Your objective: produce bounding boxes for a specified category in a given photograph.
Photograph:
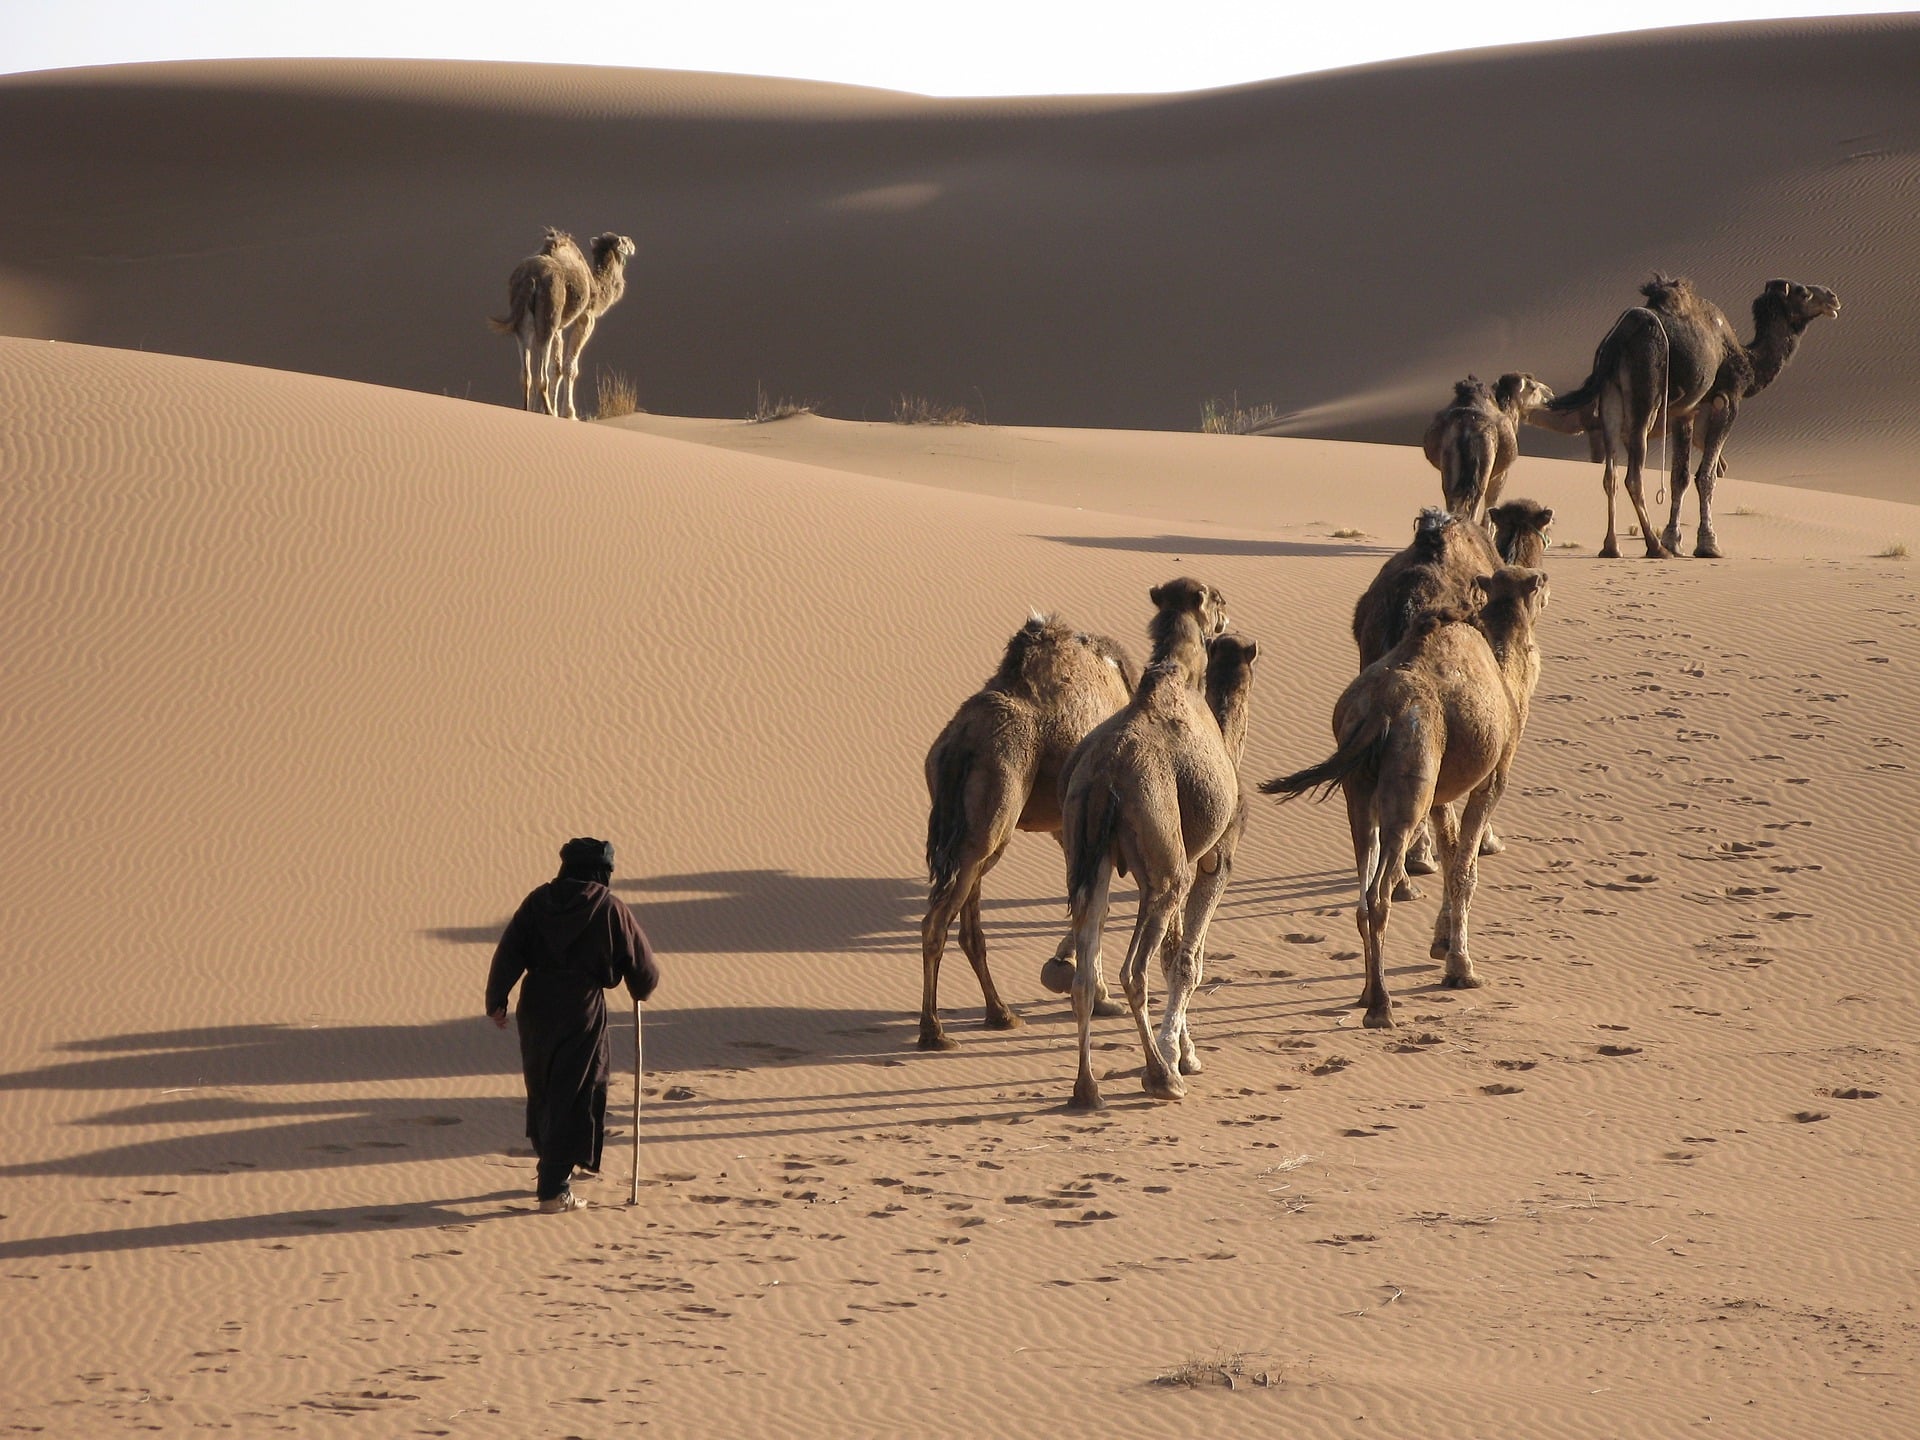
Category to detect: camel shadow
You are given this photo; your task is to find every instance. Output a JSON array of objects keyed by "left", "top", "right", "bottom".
[
  {"left": 1041, "top": 533, "right": 1391, "bottom": 558},
  {"left": 424, "top": 869, "right": 927, "bottom": 956},
  {"left": 0, "top": 1192, "right": 526, "bottom": 1262}
]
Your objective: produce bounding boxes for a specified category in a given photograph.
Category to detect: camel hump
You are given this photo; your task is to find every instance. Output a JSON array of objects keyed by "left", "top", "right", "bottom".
[
  {"left": 1411, "top": 506, "right": 1455, "bottom": 557},
  {"left": 1450, "top": 375, "right": 1491, "bottom": 407},
  {"left": 990, "top": 613, "right": 1068, "bottom": 690},
  {"left": 1132, "top": 660, "right": 1187, "bottom": 712},
  {"left": 1641, "top": 272, "right": 1695, "bottom": 309}
]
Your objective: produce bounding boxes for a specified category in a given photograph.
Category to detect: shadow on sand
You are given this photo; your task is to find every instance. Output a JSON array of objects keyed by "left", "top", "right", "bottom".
[{"left": 1040, "top": 533, "right": 1391, "bottom": 559}]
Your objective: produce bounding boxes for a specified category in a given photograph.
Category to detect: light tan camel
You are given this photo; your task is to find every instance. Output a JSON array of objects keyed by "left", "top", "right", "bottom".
[
  {"left": 490, "top": 229, "right": 636, "bottom": 418},
  {"left": 1351, "top": 503, "right": 1553, "bottom": 897},
  {"left": 1262, "top": 566, "right": 1547, "bottom": 1028},
  {"left": 1423, "top": 373, "right": 1556, "bottom": 522},
  {"left": 1058, "top": 630, "right": 1258, "bottom": 1111},
  {"left": 1544, "top": 275, "right": 1839, "bottom": 558},
  {"left": 1038, "top": 576, "right": 1229, "bottom": 998},
  {"left": 920, "top": 615, "right": 1137, "bottom": 1049},
  {"left": 921, "top": 580, "right": 1229, "bottom": 1050}
]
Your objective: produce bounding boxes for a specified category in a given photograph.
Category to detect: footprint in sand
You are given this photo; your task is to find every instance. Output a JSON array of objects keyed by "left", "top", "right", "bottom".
[
  {"left": 1792, "top": 1111, "right": 1830, "bottom": 1124},
  {"left": 1480, "top": 1083, "right": 1524, "bottom": 1096},
  {"left": 1596, "top": 1044, "right": 1643, "bottom": 1057},
  {"left": 1821, "top": 1087, "right": 1881, "bottom": 1101}
]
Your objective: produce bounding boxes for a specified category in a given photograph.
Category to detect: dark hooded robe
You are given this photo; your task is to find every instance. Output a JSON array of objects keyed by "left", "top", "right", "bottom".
[{"left": 486, "top": 878, "right": 659, "bottom": 1184}]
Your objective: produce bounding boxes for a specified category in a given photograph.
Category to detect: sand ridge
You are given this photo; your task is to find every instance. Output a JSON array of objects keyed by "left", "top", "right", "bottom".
[{"left": 1, "top": 337, "right": 1917, "bottom": 1434}]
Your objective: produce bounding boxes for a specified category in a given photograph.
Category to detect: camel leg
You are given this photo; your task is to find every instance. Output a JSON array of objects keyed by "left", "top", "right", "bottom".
[
  {"left": 537, "top": 326, "right": 564, "bottom": 417},
  {"left": 958, "top": 885, "right": 1021, "bottom": 1032},
  {"left": 919, "top": 866, "right": 976, "bottom": 1051},
  {"left": 1437, "top": 778, "right": 1502, "bottom": 988},
  {"left": 1040, "top": 832, "right": 1123, "bottom": 1015},
  {"left": 1345, "top": 781, "right": 1404, "bottom": 1028},
  {"left": 1691, "top": 397, "right": 1737, "bottom": 559},
  {"left": 1597, "top": 449, "right": 1622, "bottom": 558},
  {"left": 1660, "top": 414, "right": 1694, "bottom": 555},
  {"left": 562, "top": 313, "right": 597, "bottom": 421},
  {"left": 1120, "top": 877, "right": 1186, "bottom": 1100},
  {"left": 1159, "top": 833, "right": 1237, "bottom": 1077},
  {"left": 516, "top": 338, "right": 535, "bottom": 412},
  {"left": 1067, "top": 863, "right": 1115, "bottom": 1112},
  {"left": 1427, "top": 801, "right": 1461, "bottom": 961},
  {"left": 1621, "top": 423, "right": 1670, "bottom": 560}
]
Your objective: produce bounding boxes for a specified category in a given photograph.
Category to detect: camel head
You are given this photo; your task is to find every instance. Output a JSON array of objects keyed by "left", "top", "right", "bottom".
[
  {"left": 1204, "top": 633, "right": 1260, "bottom": 706},
  {"left": 1493, "top": 372, "right": 1554, "bottom": 416},
  {"left": 1475, "top": 565, "right": 1550, "bottom": 622},
  {"left": 1488, "top": 500, "right": 1554, "bottom": 568},
  {"left": 1758, "top": 278, "right": 1841, "bottom": 332},
  {"left": 591, "top": 232, "right": 637, "bottom": 269},
  {"left": 1149, "top": 577, "right": 1229, "bottom": 640}
]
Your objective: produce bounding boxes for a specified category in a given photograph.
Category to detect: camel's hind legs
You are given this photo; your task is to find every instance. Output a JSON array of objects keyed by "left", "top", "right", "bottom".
[
  {"left": 1430, "top": 782, "right": 1499, "bottom": 988},
  {"left": 1067, "top": 865, "right": 1116, "bottom": 1112},
  {"left": 1157, "top": 832, "right": 1239, "bottom": 1079},
  {"left": 1346, "top": 785, "right": 1405, "bottom": 1028},
  {"left": 1660, "top": 414, "right": 1694, "bottom": 555},
  {"left": 1119, "top": 878, "right": 1186, "bottom": 1099},
  {"left": 958, "top": 887, "right": 1021, "bottom": 1031},
  {"left": 1039, "top": 832, "right": 1125, "bottom": 1015}
]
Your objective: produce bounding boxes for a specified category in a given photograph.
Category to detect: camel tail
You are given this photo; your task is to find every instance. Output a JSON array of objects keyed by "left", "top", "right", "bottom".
[
  {"left": 924, "top": 741, "right": 974, "bottom": 905},
  {"left": 489, "top": 272, "right": 530, "bottom": 336},
  {"left": 1260, "top": 711, "right": 1389, "bottom": 804},
  {"left": 1545, "top": 376, "right": 1596, "bottom": 415},
  {"left": 1065, "top": 785, "right": 1122, "bottom": 915}
]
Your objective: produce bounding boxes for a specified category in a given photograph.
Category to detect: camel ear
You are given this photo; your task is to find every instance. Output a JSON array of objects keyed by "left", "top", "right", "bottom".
[
  {"left": 1473, "top": 574, "right": 1496, "bottom": 597},
  {"left": 1525, "top": 571, "right": 1548, "bottom": 595},
  {"left": 1538, "top": 508, "right": 1553, "bottom": 528},
  {"left": 1149, "top": 584, "right": 1166, "bottom": 606},
  {"left": 1243, "top": 640, "right": 1259, "bottom": 663}
]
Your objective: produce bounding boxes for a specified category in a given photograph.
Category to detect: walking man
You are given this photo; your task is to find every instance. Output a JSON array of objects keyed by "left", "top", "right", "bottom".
[{"left": 487, "top": 837, "right": 659, "bottom": 1213}]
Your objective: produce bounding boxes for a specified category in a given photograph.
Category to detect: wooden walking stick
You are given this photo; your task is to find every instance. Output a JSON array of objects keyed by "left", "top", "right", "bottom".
[{"left": 627, "top": 997, "right": 642, "bottom": 1205}]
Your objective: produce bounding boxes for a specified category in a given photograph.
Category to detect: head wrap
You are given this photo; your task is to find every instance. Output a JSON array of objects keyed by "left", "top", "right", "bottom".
[{"left": 557, "top": 836, "right": 615, "bottom": 881}]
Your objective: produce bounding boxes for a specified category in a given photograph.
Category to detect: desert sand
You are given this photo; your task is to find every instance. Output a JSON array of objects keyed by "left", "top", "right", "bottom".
[{"left": 3, "top": 16, "right": 1918, "bottom": 1439}]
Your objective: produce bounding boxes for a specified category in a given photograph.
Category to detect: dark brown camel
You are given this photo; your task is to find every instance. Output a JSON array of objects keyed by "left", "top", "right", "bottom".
[
  {"left": 490, "top": 229, "right": 636, "bottom": 419},
  {"left": 1262, "top": 566, "right": 1548, "bottom": 1028},
  {"left": 1545, "top": 275, "right": 1839, "bottom": 558}
]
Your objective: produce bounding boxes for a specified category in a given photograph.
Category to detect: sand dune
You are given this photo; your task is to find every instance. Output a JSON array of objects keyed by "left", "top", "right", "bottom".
[
  {"left": 2, "top": 337, "right": 1917, "bottom": 1434},
  {"left": 2, "top": 14, "right": 1917, "bottom": 499}
]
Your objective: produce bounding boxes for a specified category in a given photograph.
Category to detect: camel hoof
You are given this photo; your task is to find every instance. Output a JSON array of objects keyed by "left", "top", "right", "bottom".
[
  {"left": 1478, "top": 832, "right": 1506, "bottom": 856},
  {"left": 1694, "top": 541, "right": 1723, "bottom": 560},
  {"left": 1038, "top": 958, "right": 1074, "bottom": 995},
  {"left": 983, "top": 1008, "right": 1024, "bottom": 1032},
  {"left": 1068, "top": 1079, "right": 1106, "bottom": 1113},
  {"left": 1143, "top": 1067, "right": 1187, "bottom": 1101},
  {"left": 1392, "top": 879, "right": 1423, "bottom": 903},
  {"left": 1429, "top": 937, "right": 1450, "bottom": 961},
  {"left": 1404, "top": 852, "right": 1438, "bottom": 878},
  {"left": 1661, "top": 531, "right": 1684, "bottom": 554},
  {"left": 1643, "top": 543, "right": 1672, "bottom": 560},
  {"left": 1598, "top": 543, "right": 1622, "bottom": 559},
  {"left": 1441, "top": 971, "right": 1485, "bottom": 990},
  {"left": 917, "top": 1028, "right": 958, "bottom": 1052},
  {"left": 1092, "top": 995, "right": 1128, "bottom": 1019},
  {"left": 1362, "top": 1008, "right": 1396, "bottom": 1030},
  {"left": 1178, "top": 1053, "right": 1205, "bottom": 1076}
]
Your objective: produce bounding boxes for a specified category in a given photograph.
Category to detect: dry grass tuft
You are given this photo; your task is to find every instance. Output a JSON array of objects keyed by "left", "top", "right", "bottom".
[
  {"left": 1877, "top": 541, "right": 1909, "bottom": 559},
  {"left": 748, "top": 382, "right": 816, "bottom": 423},
  {"left": 593, "top": 368, "right": 641, "bottom": 421},
  {"left": 892, "top": 394, "right": 976, "bottom": 426},
  {"left": 1729, "top": 505, "right": 1766, "bottom": 517},
  {"left": 1330, "top": 527, "right": 1366, "bottom": 541},
  {"left": 1200, "top": 394, "right": 1283, "bottom": 435},
  {"left": 1152, "top": 1353, "right": 1274, "bottom": 1391}
]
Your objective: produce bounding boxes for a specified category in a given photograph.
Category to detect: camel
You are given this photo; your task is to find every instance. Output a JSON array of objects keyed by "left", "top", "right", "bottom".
[
  {"left": 1261, "top": 566, "right": 1547, "bottom": 1028},
  {"left": 920, "top": 578, "right": 1229, "bottom": 1050},
  {"left": 1038, "top": 576, "right": 1229, "bottom": 998},
  {"left": 1544, "top": 275, "right": 1839, "bottom": 558},
  {"left": 1423, "top": 373, "right": 1556, "bottom": 523},
  {"left": 1058, "top": 630, "right": 1258, "bottom": 1111},
  {"left": 1351, "top": 503, "right": 1553, "bottom": 896},
  {"left": 919, "top": 615, "right": 1136, "bottom": 1049},
  {"left": 490, "top": 228, "right": 636, "bottom": 419}
]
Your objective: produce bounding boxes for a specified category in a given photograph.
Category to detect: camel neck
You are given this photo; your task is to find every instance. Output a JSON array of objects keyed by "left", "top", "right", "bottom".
[
  {"left": 1744, "top": 316, "right": 1801, "bottom": 396},
  {"left": 1147, "top": 617, "right": 1209, "bottom": 689}
]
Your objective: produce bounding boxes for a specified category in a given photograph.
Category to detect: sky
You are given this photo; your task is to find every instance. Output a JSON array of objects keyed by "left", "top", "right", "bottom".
[{"left": 4, "top": 1, "right": 1913, "bottom": 94}]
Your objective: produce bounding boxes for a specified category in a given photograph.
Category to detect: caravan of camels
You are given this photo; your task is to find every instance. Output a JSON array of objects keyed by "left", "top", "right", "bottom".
[{"left": 493, "top": 243, "right": 1840, "bottom": 1108}]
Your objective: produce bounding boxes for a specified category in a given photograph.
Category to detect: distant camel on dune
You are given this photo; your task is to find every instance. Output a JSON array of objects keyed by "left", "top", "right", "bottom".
[
  {"left": 1351, "top": 503, "right": 1554, "bottom": 898},
  {"left": 1264, "top": 566, "right": 1547, "bottom": 1029},
  {"left": 1544, "top": 275, "right": 1839, "bottom": 558},
  {"left": 1059, "top": 630, "right": 1258, "bottom": 1110},
  {"left": 1423, "top": 372, "right": 1556, "bottom": 523},
  {"left": 490, "top": 228, "right": 636, "bottom": 418}
]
